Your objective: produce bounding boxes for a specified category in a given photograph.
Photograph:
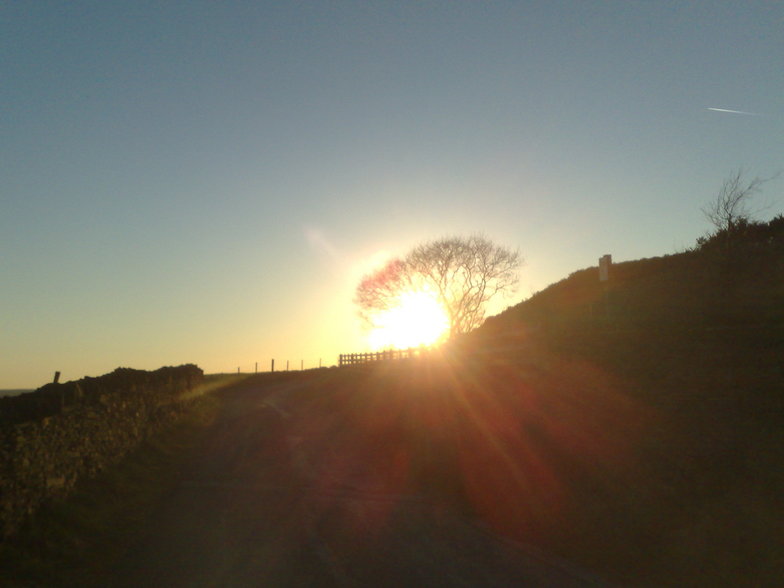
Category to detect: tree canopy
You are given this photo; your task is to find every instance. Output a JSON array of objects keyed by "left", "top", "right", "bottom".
[{"left": 356, "top": 235, "right": 521, "bottom": 339}]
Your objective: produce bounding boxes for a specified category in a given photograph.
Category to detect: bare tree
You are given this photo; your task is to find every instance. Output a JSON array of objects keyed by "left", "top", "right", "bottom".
[
  {"left": 702, "top": 169, "right": 769, "bottom": 234},
  {"left": 355, "top": 258, "right": 410, "bottom": 320},
  {"left": 356, "top": 235, "right": 522, "bottom": 338}
]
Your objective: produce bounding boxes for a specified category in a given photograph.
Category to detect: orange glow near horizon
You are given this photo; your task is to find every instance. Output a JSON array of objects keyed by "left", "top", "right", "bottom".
[{"left": 368, "top": 290, "right": 449, "bottom": 350}]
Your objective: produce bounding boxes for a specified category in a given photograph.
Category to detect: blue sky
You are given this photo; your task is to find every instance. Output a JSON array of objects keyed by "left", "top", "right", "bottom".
[{"left": 2, "top": 2, "right": 782, "bottom": 387}]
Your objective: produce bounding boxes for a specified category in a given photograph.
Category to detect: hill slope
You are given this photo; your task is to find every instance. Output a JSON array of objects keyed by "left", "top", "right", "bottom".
[
  {"left": 484, "top": 243, "right": 784, "bottom": 335},
  {"left": 457, "top": 229, "right": 784, "bottom": 584}
]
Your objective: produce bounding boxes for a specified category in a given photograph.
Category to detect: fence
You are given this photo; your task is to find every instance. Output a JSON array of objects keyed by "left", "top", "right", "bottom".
[
  {"left": 228, "top": 359, "right": 326, "bottom": 374},
  {"left": 338, "top": 347, "right": 427, "bottom": 367},
  {"left": 226, "top": 349, "right": 428, "bottom": 372}
]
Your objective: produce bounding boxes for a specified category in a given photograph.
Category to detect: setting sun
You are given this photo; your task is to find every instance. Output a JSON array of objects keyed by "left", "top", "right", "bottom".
[{"left": 368, "top": 290, "right": 449, "bottom": 350}]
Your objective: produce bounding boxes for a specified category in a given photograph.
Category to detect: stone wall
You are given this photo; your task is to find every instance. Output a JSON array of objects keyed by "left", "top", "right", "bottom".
[{"left": 0, "top": 365, "right": 203, "bottom": 538}]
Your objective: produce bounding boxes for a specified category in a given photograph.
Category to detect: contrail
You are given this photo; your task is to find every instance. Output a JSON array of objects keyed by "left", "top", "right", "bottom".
[{"left": 707, "top": 107, "right": 761, "bottom": 116}]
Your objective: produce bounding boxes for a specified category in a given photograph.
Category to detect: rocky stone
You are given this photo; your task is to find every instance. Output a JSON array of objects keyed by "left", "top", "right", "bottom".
[{"left": 0, "top": 364, "right": 203, "bottom": 539}]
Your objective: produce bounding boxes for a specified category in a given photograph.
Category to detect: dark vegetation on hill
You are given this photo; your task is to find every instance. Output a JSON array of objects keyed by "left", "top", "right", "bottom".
[
  {"left": 451, "top": 215, "right": 784, "bottom": 584},
  {"left": 483, "top": 214, "right": 784, "bottom": 334}
]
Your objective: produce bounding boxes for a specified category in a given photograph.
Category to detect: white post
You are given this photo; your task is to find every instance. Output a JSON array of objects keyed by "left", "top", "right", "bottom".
[{"left": 599, "top": 254, "right": 612, "bottom": 282}]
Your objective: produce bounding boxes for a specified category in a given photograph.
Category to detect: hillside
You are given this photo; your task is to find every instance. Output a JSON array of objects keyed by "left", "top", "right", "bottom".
[
  {"left": 458, "top": 223, "right": 784, "bottom": 584},
  {"left": 484, "top": 230, "right": 784, "bottom": 335}
]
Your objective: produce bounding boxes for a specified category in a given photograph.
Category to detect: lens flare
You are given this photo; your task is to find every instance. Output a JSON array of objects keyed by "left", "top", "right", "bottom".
[{"left": 368, "top": 290, "right": 449, "bottom": 350}]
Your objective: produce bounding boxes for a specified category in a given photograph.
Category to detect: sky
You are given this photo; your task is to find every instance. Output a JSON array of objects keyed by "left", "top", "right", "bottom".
[{"left": 2, "top": 1, "right": 782, "bottom": 388}]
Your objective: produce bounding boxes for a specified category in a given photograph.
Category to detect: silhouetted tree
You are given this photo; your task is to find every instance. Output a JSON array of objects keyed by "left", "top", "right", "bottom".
[
  {"left": 697, "top": 169, "right": 778, "bottom": 255},
  {"left": 356, "top": 235, "right": 522, "bottom": 338},
  {"left": 700, "top": 169, "right": 773, "bottom": 252}
]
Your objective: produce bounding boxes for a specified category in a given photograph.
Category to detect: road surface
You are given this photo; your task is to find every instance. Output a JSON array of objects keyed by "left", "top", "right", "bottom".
[{"left": 106, "top": 375, "right": 603, "bottom": 587}]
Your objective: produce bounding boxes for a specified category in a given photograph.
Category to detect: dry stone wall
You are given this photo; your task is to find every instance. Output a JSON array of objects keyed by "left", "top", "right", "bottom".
[{"left": 0, "top": 364, "right": 203, "bottom": 538}]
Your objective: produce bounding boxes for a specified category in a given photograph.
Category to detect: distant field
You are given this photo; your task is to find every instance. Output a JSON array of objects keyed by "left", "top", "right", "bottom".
[{"left": 0, "top": 389, "right": 32, "bottom": 397}]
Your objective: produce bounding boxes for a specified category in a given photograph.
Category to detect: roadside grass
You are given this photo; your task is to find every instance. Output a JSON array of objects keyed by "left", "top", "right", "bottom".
[{"left": 0, "top": 386, "right": 227, "bottom": 587}]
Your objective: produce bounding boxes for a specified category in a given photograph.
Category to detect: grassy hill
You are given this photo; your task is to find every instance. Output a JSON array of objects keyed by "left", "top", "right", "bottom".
[
  {"left": 484, "top": 245, "right": 784, "bottom": 335},
  {"left": 450, "top": 223, "right": 784, "bottom": 584}
]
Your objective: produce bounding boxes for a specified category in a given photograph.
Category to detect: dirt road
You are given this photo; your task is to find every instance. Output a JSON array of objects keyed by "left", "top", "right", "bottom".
[{"left": 106, "top": 375, "right": 602, "bottom": 587}]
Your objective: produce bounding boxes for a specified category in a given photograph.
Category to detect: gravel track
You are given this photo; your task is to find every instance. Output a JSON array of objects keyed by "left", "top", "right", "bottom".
[{"left": 106, "top": 376, "right": 604, "bottom": 587}]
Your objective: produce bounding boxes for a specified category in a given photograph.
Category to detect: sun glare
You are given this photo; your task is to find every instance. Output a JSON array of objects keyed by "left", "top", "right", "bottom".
[{"left": 368, "top": 290, "right": 449, "bottom": 350}]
